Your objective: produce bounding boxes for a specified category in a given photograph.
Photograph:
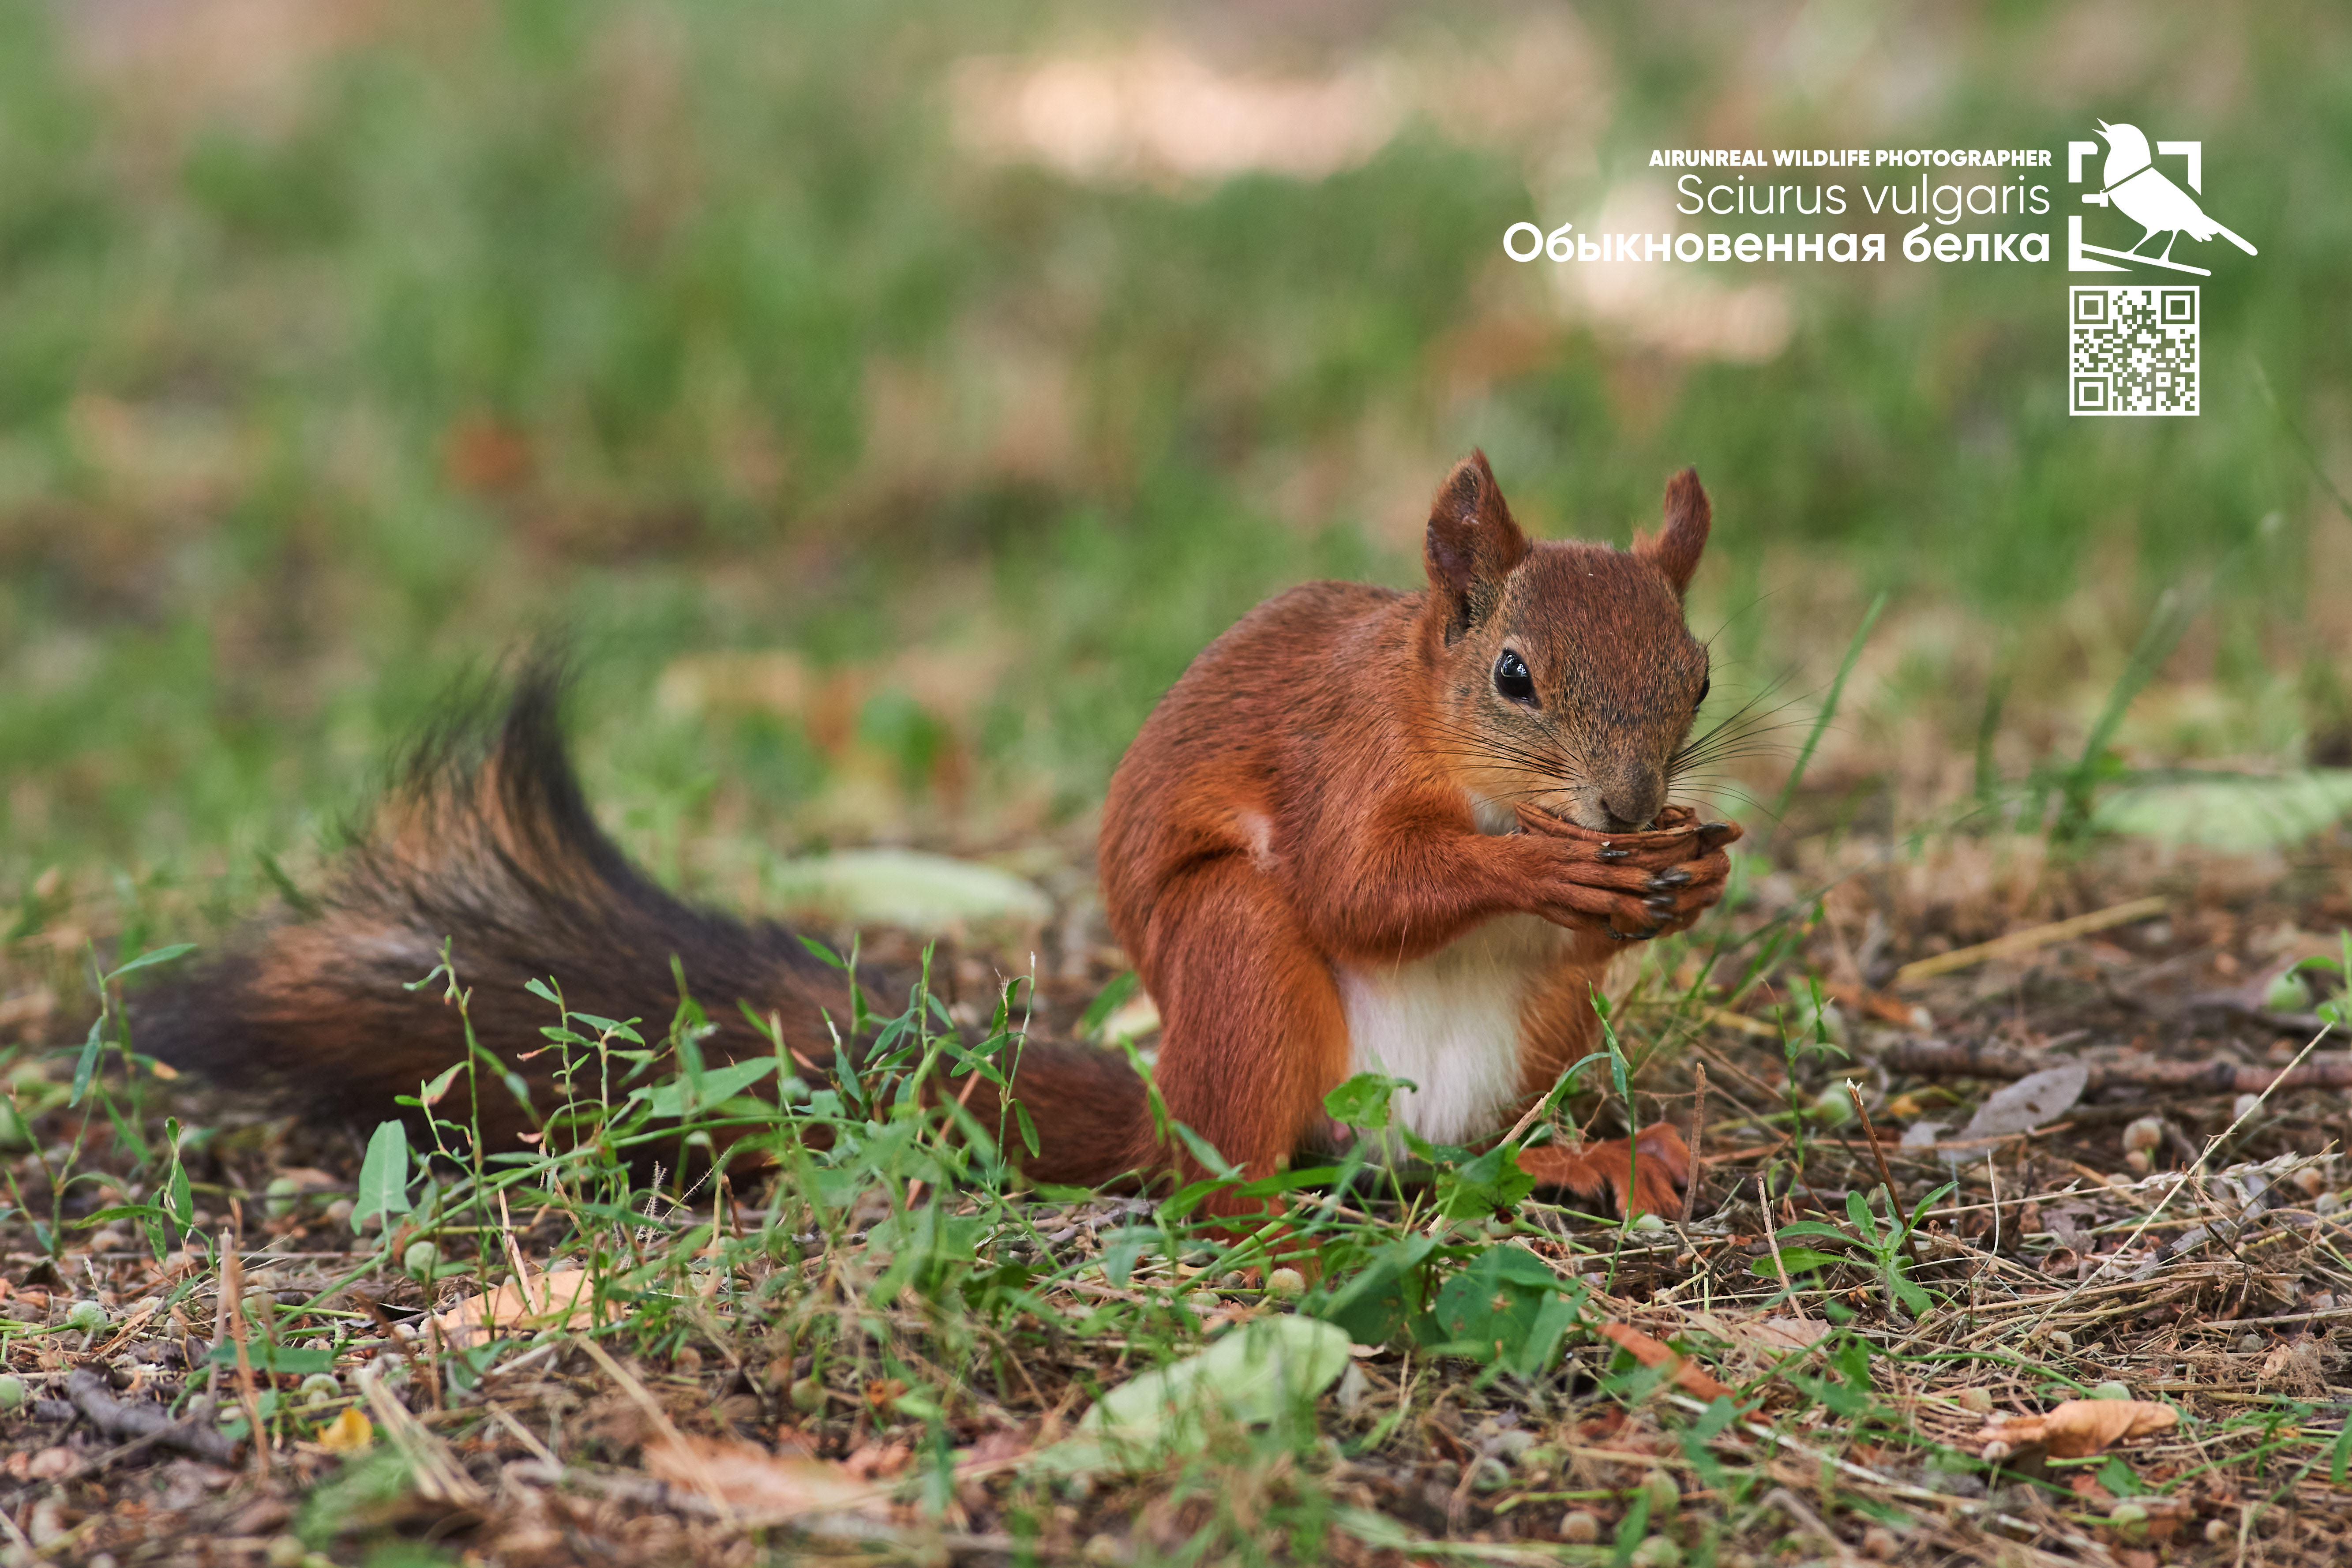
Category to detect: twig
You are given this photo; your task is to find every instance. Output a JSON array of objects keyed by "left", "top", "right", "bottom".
[
  {"left": 1497, "top": 1086, "right": 1555, "bottom": 1152},
  {"left": 206, "top": 1251, "right": 227, "bottom": 1404},
  {"left": 573, "top": 1335, "right": 739, "bottom": 1527},
  {"left": 358, "top": 1360, "right": 485, "bottom": 1505},
  {"left": 1987, "top": 1147, "right": 2002, "bottom": 1256},
  {"left": 85, "top": 1295, "right": 164, "bottom": 1362},
  {"left": 61, "top": 1369, "right": 236, "bottom": 1465},
  {"left": 1681, "top": 1061, "right": 1709, "bottom": 1224},
  {"left": 1885, "top": 1037, "right": 2352, "bottom": 1094},
  {"left": 484, "top": 1401, "right": 562, "bottom": 1469},
  {"left": 0, "top": 1499, "right": 34, "bottom": 1557},
  {"left": 1757, "top": 1174, "right": 1806, "bottom": 1321},
  {"left": 2031, "top": 1021, "right": 2337, "bottom": 1332},
  {"left": 503, "top": 1458, "right": 1021, "bottom": 1553},
  {"left": 1844, "top": 1080, "right": 1909, "bottom": 1228},
  {"left": 1667, "top": 1389, "right": 2114, "bottom": 1564},
  {"left": 219, "top": 1231, "right": 271, "bottom": 1474},
  {"left": 1699, "top": 1007, "right": 1782, "bottom": 1039},
  {"left": 1891, "top": 895, "right": 2167, "bottom": 986},
  {"left": 1762, "top": 1487, "right": 1860, "bottom": 1566}
]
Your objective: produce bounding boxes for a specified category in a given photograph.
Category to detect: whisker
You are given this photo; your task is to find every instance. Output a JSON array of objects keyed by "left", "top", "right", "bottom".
[{"left": 1412, "top": 720, "right": 1588, "bottom": 783}]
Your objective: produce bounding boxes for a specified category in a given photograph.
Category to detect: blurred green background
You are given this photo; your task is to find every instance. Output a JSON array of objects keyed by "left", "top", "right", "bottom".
[{"left": 2, "top": 0, "right": 2347, "bottom": 927}]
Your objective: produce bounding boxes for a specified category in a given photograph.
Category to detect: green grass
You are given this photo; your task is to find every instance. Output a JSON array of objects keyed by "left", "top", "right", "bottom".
[
  {"left": 2, "top": 0, "right": 2347, "bottom": 904},
  {"left": 7, "top": 914, "right": 2348, "bottom": 1563}
]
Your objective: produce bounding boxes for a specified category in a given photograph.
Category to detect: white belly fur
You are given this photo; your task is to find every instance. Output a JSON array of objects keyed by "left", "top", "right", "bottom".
[{"left": 1337, "top": 914, "right": 1570, "bottom": 1148}]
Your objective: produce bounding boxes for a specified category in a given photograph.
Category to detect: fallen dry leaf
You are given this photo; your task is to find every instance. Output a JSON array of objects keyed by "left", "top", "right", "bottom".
[
  {"left": 1982, "top": 1399, "right": 2177, "bottom": 1458},
  {"left": 955, "top": 1429, "right": 1031, "bottom": 1468},
  {"left": 2255, "top": 1339, "right": 2327, "bottom": 1399},
  {"left": 1690, "top": 1311, "right": 1831, "bottom": 1355},
  {"left": 317, "top": 1407, "right": 373, "bottom": 1455},
  {"left": 430, "top": 1267, "right": 614, "bottom": 1348},
  {"left": 1732, "top": 1316, "right": 1831, "bottom": 1354},
  {"left": 841, "top": 1441, "right": 912, "bottom": 1482},
  {"left": 1820, "top": 981, "right": 1931, "bottom": 1030},
  {"left": 643, "top": 1433, "right": 881, "bottom": 1521},
  {"left": 1594, "top": 1322, "right": 1735, "bottom": 1402}
]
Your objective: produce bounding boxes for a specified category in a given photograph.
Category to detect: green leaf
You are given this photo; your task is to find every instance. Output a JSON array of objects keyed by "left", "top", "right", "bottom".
[
  {"left": 1322, "top": 1073, "right": 1409, "bottom": 1133},
  {"left": 419, "top": 1062, "right": 464, "bottom": 1106},
  {"left": 1679, "top": 1396, "right": 1741, "bottom": 1491},
  {"left": 1080, "top": 971, "right": 1139, "bottom": 1036},
  {"left": 1897, "top": 1182, "right": 1958, "bottom": 1244},
  {"left": 70, "top": 1017, "right": 105, "bottom": 1107},
  {"left": 1774, "top": 1221, "right": 1860, "bottom": 1246},
  {"left": 1750, "top": 1248, "right": 1848, "bottom": 1276},
  {"left": 1034, "top": 1317, "right": 1352, "bottom": 1474},
  {"left": 1433, "top": 1247, "right": 1582, "bottom": 1378},
  {"left": 1610, "top": 1491, "right": 1652, "bottom": 1568},
  {"left": 1845, "top": 1189, "right": 1879, "bottom": 1238},
  {"left": 296, "top": 1450, "right": 414, "bottom": 1547},
  {"left": 1889, "top": 1272, "right": 1934, "bottom": 1315},
  {"left": 1171, "top": 1122, "right": 1242, "bottom": 1182},
  {"left": 1789, "top": 1369, "right": 1872, "bottom": 1418},
  {"left": 2098, "top": 1455, "right": 2149, "bottom": 1498},
  {"left": 104, "top": 943, "right": 197, "bottom": 983},
  {"left": 768, "top": 850, "right": 1052, "bottom": 936},
  {"left": 1315, "top": 1236, "right": 1439, "bottom": 1347},
  {"left": 164, "top": 1120, "right": 192, "bottom": 1225},
  {"left": 1438, "top": 1144, "right": 1537, "bottom": 1218},
  {"left": 208, "top": 1341, "right": 335, "bottom": 1376},
  {"left": 642, "top": 1057, "right": 778, "bottom": 1119},
  {"left": 1769, "top": 594, "right": 1886, "bottom": 829},
  {"left": 353, "top": 1121, "right": 413, "bottom": 1229},
  {"left": 1099, "top": 1227, "right": 1158, "bottom": 1287},
  {"left": 2091, "top": 770, "right": 2352, "bottom": 853}
]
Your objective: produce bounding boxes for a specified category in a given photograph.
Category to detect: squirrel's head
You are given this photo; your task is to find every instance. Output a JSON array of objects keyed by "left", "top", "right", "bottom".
[{"left": 1420, "top": 452, "right": 1711, "bottom": 834}]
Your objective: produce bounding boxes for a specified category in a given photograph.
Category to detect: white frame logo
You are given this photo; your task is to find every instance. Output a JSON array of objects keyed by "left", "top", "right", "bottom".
[{"left": 2066, "top": 123, "right": 2255, "bottom": 277}]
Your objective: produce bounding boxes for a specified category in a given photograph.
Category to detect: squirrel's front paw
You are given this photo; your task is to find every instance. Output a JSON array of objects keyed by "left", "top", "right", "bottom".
[
  {"left": 1637, "top": 819, "right": 1739, "bottom": 937},
  {"left": 1517, "top": 806, "right": 1741, "bottom": 938}
]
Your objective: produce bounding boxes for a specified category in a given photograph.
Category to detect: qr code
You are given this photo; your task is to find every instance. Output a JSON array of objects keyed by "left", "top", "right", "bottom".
[{"left": 2070, "top": 287, "right": 2198, "bottom": 416}]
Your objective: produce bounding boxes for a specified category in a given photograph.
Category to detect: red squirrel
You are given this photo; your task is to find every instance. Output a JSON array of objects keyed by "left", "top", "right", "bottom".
[{"left": 144, "top": 453, "right": 1734, "bottom": 1223}]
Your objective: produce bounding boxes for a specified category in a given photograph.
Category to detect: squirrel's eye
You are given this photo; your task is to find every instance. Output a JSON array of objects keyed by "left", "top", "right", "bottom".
[
  {"left": 1493, "top": 650, "right": 1537, "bottom": 706},
  {"left": 1696, "top": 675, "right": 1711, "bottom": 709}
]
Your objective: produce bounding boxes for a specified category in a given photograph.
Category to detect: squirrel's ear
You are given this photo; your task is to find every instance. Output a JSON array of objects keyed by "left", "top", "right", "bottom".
[
  {"left": 1636, "top": 467, "right": 1710, "bottom": 600},
  {"left": 1424, "top": 450, "right": 1530, "bottom": 645}
]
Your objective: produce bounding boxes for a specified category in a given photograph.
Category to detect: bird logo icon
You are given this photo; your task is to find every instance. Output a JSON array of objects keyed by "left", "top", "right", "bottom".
[{"left": 2068, "top": 122, "right": 2255, "bottom": 276}]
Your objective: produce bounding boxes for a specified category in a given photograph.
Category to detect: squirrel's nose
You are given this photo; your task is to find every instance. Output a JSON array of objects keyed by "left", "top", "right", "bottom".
[
  {"left": 1599, "top": 772, "right": 1665, "bottom": 833},
  {"left": 1600, "top": 802, "right": 1649, "bottom": 833}
]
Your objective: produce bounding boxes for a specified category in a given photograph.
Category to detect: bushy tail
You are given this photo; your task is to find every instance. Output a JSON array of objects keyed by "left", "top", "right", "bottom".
[{"left": 138, "top": 661, "right": 1150, "bottom": 1178}]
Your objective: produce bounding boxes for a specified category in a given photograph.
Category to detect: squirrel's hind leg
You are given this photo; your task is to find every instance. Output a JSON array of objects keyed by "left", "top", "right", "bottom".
[
  {"left": 1515, "top": 1124, "right": 1691, "bottom": 1219},
  {"left": 1137, "top": 856, "right": 1351, "bottom": 1229}
]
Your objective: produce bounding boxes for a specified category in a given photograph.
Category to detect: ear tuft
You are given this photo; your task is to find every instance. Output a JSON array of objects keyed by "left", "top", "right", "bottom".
[
  {"left": 1636, "top": 467, "right": 1711, "bottom": 599},
  {"left": 1424, "top": 450, "right": 1531, "bottom": 644}
]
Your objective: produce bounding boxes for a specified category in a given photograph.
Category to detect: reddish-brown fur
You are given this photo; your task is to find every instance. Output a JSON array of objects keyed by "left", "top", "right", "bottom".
[
  {"left": 143, "top": 454, "right": 1733, "bottom": 1234},
  {"left": 1094, "top": 453, "right": 1732, "bottom": 1221}
]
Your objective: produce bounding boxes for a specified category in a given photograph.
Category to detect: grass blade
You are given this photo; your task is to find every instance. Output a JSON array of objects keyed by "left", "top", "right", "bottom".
[{"left": 1767, "top": 592, "right": 1886, "bottom": 835}]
